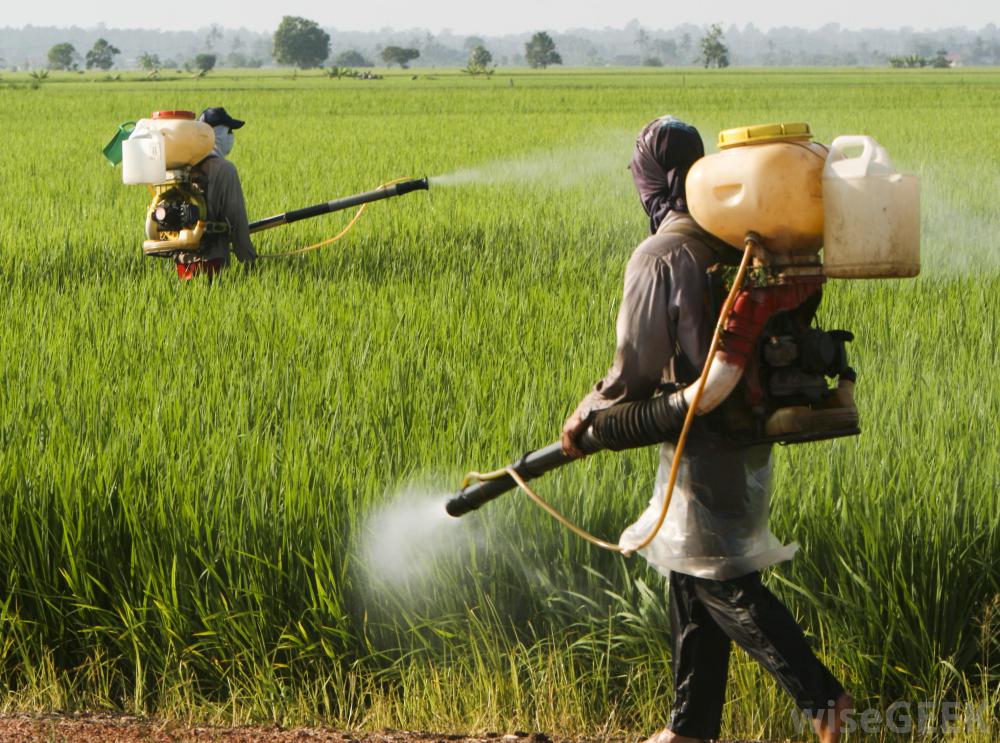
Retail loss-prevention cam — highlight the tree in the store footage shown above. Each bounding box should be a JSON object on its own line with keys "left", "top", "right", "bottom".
{"left": 525, "top": 31, "right": 562, "bottom": 69}
{"left": 47, "top": 43, "right": 77, "bottom": 70}
{"left": 194, "top": 53, "right": 217, "bottom": 72}
{"left": 931, "top": 50, "right": 951, "bottom": 68}
{"left": 137, "top": 52, "right": 160, "bottom": 70}
{"left": 381, "top": 46, "right": 420, "bottom": 68}
{"left": 335, "top": 50, "right": 372, "bottom": 67}
{"left": 464, "top": 44, "right": 494, "bottom": 75}
{"left": 85, "top": 38, "right": 120, "bottom": 70}
{"left": 272, "top": 16, "right": 330, "bottom": 68}
{"left": 698, "top": 24, "right": 730, "bottom": 68}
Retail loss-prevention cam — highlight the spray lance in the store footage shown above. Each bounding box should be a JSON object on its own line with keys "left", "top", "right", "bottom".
{"left": 446, "top": 122, "right": 921, "bottom": 556}
{"left": 247, "top": 179, "right": 429, "bottom": 235}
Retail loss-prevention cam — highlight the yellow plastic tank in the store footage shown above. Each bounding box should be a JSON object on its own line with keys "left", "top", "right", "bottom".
{"left": 822, "top": 136, "right": 920, "bottom": 278}
{"left": 686, "top": 123, "right": 828, "bottom": 254}
{"left": 134, "top": 111, "right": 215, "bottom": 170}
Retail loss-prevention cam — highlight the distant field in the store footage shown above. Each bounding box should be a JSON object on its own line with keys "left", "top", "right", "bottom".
{"left": 0, "top": 68, "right": 997, "bottom": 741}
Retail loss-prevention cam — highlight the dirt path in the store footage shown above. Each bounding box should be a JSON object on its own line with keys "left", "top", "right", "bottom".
{"left": 0, "top": 719, "right": 557, "bottom": 743}
{"left": 0, "top": 717, "right": 768, "bottom": 743}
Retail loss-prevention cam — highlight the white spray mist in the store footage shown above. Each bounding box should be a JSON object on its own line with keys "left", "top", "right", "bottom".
{"left": 357, "top": 483, "right": 482, "bottom": 594}
{"left": 430, "top": 130, "right": 633, "bottom": 189}
{"left": 917, "top": 164, "right": 1000, "bottom": 276}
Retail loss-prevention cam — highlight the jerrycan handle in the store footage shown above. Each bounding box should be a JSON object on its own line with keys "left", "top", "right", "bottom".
{"left": 825, "top": 135, "right": 877, "bottom": 177}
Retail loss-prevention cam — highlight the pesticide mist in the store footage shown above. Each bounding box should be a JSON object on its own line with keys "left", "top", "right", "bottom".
{"left": 357, "top": 483, "right": 482, "bottom": 600}
{"left": 430, "top": 130, "right": 632, "bottom": 189}
{"left": 919, "top": 163, "right": 1000, "bottom": 276}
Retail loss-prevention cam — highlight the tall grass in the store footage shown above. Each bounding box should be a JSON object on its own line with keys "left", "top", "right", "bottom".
{"left": 0, "top": 69, "right": 997, "bottom": 740}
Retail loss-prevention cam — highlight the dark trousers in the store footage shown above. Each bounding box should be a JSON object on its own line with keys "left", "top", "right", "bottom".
{"left": 668, "top": 570, "right": 845, "bottom": 740}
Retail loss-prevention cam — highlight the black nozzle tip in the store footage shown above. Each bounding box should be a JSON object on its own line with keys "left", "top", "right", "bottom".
{"left": 445, "top": 493, "right": 471, "bottom": 518}
{"left": 396, "top": 177, "right": 429, "bottom": 196}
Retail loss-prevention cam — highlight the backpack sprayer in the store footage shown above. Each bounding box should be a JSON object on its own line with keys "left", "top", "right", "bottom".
{"left": 103, "top": 111, "right": 428, "bottom": 257}
{"left": 446, "top": 123, "right": 921, "bottom": 555}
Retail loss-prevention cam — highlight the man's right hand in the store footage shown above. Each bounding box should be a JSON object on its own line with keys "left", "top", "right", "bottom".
{"left": 561, "top": 409, "right": 590, "bottom": 459}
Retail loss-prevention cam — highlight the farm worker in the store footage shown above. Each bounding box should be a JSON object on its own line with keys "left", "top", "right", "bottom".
{"left": 560, "top": 116, "right": 853, "bottom": 743}
{"left": 173, "top": 107, "right": 257, "bottom": 280}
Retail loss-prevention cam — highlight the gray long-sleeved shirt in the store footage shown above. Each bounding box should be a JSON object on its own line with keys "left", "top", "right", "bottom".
{"left": 574, "top": 212, "right": 799, "bottom": 580}
{"left": 177, "top": 154, "right": 256, "bottom": 266}
{"left": 571, "top": 212, "right": 728, "bottom": 420}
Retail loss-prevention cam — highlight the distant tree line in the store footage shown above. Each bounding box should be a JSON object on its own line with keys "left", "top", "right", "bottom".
{"left": 18, "top": 20, "right": 1000, "bottom": 72}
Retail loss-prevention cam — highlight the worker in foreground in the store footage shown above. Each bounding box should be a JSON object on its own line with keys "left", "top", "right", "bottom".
{"left": 560, "top": 116, "right": 853, "bottom": 743}
{"left": 173, "top": 107, "right": 257, "bottom": 279}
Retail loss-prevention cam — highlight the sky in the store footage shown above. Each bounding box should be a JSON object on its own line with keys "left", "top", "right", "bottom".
{"left": 6, "top": 0, "right": 996, "bottom": 33}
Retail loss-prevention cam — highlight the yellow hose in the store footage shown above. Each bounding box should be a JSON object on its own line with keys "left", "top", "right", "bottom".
{"left": 471, "top": 235, "right": 756, "bottom": 554}
{"left": 258, "top": 177, "right": 415, "bottom": 259}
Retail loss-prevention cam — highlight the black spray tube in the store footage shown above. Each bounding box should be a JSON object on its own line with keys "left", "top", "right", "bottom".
{"left": 445, "top": 389, "right": 687, "bottom": 517}
{"left": 248, "top": 177, "right": 429, "bottom": 234}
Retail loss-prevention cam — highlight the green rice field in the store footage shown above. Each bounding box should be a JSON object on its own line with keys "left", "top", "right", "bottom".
{"left": 0, "top": 67, "right": 998, "bottom": 740}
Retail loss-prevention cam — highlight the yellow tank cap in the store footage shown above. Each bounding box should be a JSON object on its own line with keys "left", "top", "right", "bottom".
{"left": 718, "top": 122, "right": 812, "bottom": 149}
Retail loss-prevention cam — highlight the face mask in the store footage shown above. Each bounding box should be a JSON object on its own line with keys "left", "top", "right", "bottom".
{"left": 213, "top": 125, "right": 235, "bottom": 157}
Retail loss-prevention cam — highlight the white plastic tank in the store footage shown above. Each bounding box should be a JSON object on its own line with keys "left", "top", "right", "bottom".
{"left": 822, "top": 136, "right": 920, "bottom": 278}
{"left": 121, "top": 124, "right": 166, "bottom": 185}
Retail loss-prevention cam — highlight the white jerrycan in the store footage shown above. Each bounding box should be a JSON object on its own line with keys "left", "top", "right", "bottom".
{"left": 121, "top": 123, "right": 167, "bottom": 185}
{"left": 822, "top": 135, "right": 920, "bottom": 278}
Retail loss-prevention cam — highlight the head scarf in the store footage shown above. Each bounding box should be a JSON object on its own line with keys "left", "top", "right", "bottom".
{"left": 629, "top": 116, "right": 704, "bottom": 234}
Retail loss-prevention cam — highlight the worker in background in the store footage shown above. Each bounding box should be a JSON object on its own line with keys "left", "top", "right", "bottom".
{"left": 560, "top": 116, "right": 852, "bottom": 743}
{"left": 174, "top": 107, "right": 257, "bottom": 280}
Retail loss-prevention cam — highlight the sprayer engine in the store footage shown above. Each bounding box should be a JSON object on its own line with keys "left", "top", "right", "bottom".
{"left": 152, "top": 195, "right": 201, "bottom": 232}
{"left": 708, "top": 252, "right": 860, "bottom": 445}
{"left": 761, "top": 326, "right": 853, "bottom": 403}
{"left": 143, "top": 174, "right": 210, "bottom": 257}
{"left": 734, "top": 313, "right": 858, "bottom": 445}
